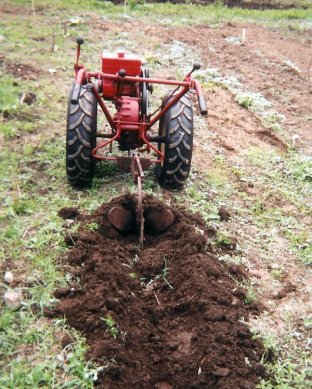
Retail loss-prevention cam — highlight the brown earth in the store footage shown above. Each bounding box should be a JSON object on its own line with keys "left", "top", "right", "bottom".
{"left": 151, "top": 22, "right": 312, "bottom": 153}
{"left": 86, "top": 17, "right": 312, "bottom": 153}
{"left": 0, "top": 54, "right": 40, "bottom": 81}
{"left": 48, "top": 194, "right": 266, "bottom": 388}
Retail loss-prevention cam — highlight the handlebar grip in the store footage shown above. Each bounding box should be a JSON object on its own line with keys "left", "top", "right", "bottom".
{"left": 71, "top": 83, "right": 81, "bottom": 105}
{"left": 198, "top": 95, "right": 208, "bottom": 116}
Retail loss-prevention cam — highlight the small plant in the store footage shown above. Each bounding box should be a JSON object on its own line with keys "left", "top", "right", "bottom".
{"left": 145, "top": 257, "right": 173, "bottom": 289}
{"left": 85, "top": 222, "right": 99, "bottom": 231}
{"left": 0, "top": 76, "right": 20, "bottom": 116}
{"left": 270, "top": 269, "right": 283, "bottom": 280}
{"left": 252, "top": 331, "right": 279, "bottom": 364}
{"left": 160, "top": 257, "right": 172, "bottom": 288}
{"left": 11, "top": 198, "right": 35, "bottom": 216}
{"left": 244, "top": 284, "right": 257, "bottom": 304}
{"left": 215, "top": 231, "right": 233, "bottom": 247}
{"left": 101, "top": 315, "right": 119, "bottom": 339}
{"left": 236, "top": 95, "right": 254, "bottom": 109}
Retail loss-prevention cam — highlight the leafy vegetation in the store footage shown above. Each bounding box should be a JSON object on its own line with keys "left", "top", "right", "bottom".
{"left": 3, "top": 0, "right": 312, "bottom": 28}
{"left": 101, "top": 315, "right": 119, "bottom": 339}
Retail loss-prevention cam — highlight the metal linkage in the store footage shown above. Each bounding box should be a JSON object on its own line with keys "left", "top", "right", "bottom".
{"left": 131, "top": 154, "right": 145, "bottom": 246}
{"left": 107, "top": 153, "right": 175, "bottom": 244}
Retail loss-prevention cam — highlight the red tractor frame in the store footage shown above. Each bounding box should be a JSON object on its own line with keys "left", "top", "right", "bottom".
{"left": 66, "top": 37, "right": 207, "bottom": 190}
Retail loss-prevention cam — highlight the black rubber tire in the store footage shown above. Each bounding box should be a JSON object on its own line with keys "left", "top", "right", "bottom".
{"left": 66, "top": 85, "right": 97, "bottom": 186}
{"left": 140, "top": 67, "right": 149, "bottom": 118}
{"left": 157, "top": 93, "right": 193, "bottom": 189}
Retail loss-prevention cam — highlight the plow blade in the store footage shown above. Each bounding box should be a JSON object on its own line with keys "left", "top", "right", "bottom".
{"left": 108, "top": 155, "right": 174, "bottom": 245}
{"left": 108, "top": 206, "right": 174, "bottom": 236}
{"left": 108, "top": 206, "right": 134, "bottom": 232}
{"left": 145, "top": 209, "right": 174, "bottom": 232}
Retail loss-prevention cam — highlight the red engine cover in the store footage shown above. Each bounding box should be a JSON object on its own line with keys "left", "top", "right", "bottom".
{"left": 102, "top": 79, "right": 117, "bottom": 99}
{"left": 102, "top": 52, "right": 142, "bottom": 76}
{"left": 116, "top": 97, "right": 139, "bottom": 131}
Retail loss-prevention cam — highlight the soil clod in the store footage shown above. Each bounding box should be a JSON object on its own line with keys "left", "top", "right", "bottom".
{"left": 58, "top": 207, "right": 80, "bottom": 220}
{"left": 218, "top": 206, "right": 232, "bottom": 221}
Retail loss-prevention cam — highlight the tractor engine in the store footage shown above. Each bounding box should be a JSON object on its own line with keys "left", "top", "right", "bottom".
{"left": 101, "top": 52, "right": 142, "bottom": 99}
{"left": 115, "top": 96, "right": 141, "bottom": 150}
{"left": 101, "top": 52, "right": 143, "bottom": 151}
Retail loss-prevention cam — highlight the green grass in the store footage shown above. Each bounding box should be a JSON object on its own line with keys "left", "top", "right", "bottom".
{"left": 4, "top": 0, "right": 312, "bottom": 28}
{"left": 255, "top": 330, "right": 311, "bottom": 389}
{"left": 0, "top": 304, "right": 98, "bottom": 388}
{"left": 0, "top": 76, "right": 20, "bottom": 115}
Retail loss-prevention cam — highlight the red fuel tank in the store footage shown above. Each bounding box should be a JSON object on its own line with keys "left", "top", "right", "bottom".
{"left": 102, "top": 52, "right": 142, "bottom": 77}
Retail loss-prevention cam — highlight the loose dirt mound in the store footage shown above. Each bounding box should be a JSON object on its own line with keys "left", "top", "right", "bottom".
{"left": 48, "top": 194, "right": 265, "bottom": 388}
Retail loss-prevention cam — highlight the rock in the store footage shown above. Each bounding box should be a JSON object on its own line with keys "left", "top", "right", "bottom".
{"left": 0, "top": 35, "right": 5, "bottom": 43}
{"left": 220, "top": 236, "right": 237, "bottom": 251}
{"left": 56, "top": 353, "right": 64, "bottom": 362}
{"left": 4, "top": 271, "right": 14, "bottom": 284}
{"left": 53, "top": 287, "right": 76, "bottom": 299}
{"left": 69, "top": 17, "right": 83, "bottom": 26}
{"left": 4, "top": 290, "right": 21, "bottom": 309}
{"left": 58, "top": 207, "right": 80, "bottom": 220}
{"left": 273, "top": 289, "right": 287, "bottom": 300}
{"left": 64, "top": 233, "right": 78, "bottom": 246}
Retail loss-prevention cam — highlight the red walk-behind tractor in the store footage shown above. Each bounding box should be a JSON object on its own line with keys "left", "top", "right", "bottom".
{"left": 66, "top": 37, "right": 207, "bottom": 244}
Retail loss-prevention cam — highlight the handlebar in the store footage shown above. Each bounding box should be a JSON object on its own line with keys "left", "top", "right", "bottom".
{"left": 71, "top": 83, "right": 81, "bottom": 105}
{"left": 198, "top": 95, "right": 208, "bottom": 116}
{"left": 194, "top": 80, "right": 208, "bottom": 116}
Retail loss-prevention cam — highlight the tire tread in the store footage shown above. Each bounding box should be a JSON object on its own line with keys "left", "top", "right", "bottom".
{"left": 66, "top": 85, "right": 97, "bottom": 186}
{"left": 158, "top": 93, "right": 193, "bottom": 189}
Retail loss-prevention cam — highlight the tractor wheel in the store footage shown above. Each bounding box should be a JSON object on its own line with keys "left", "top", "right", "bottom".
{"left": 157, "top": 93, "right": 193, "bottom": 189}
{"left": 66, "top": 85, "right": 97, "bottom": 187}
{"left": 140, "top": 67, "right": 149, "bottom": 118}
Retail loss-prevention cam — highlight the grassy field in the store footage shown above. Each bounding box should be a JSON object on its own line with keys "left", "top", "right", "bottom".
{"left": 0, "top": 0, "right": 311, "bottom": 387}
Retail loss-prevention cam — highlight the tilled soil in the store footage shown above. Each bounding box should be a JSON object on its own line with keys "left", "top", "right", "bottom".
{"left": 49, "top": 194, "right": 265, "bottom": 388}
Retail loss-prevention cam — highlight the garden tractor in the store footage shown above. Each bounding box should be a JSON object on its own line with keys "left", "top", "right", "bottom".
{"left": 66, "top": 37, "right": 208, "bottom": 244}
